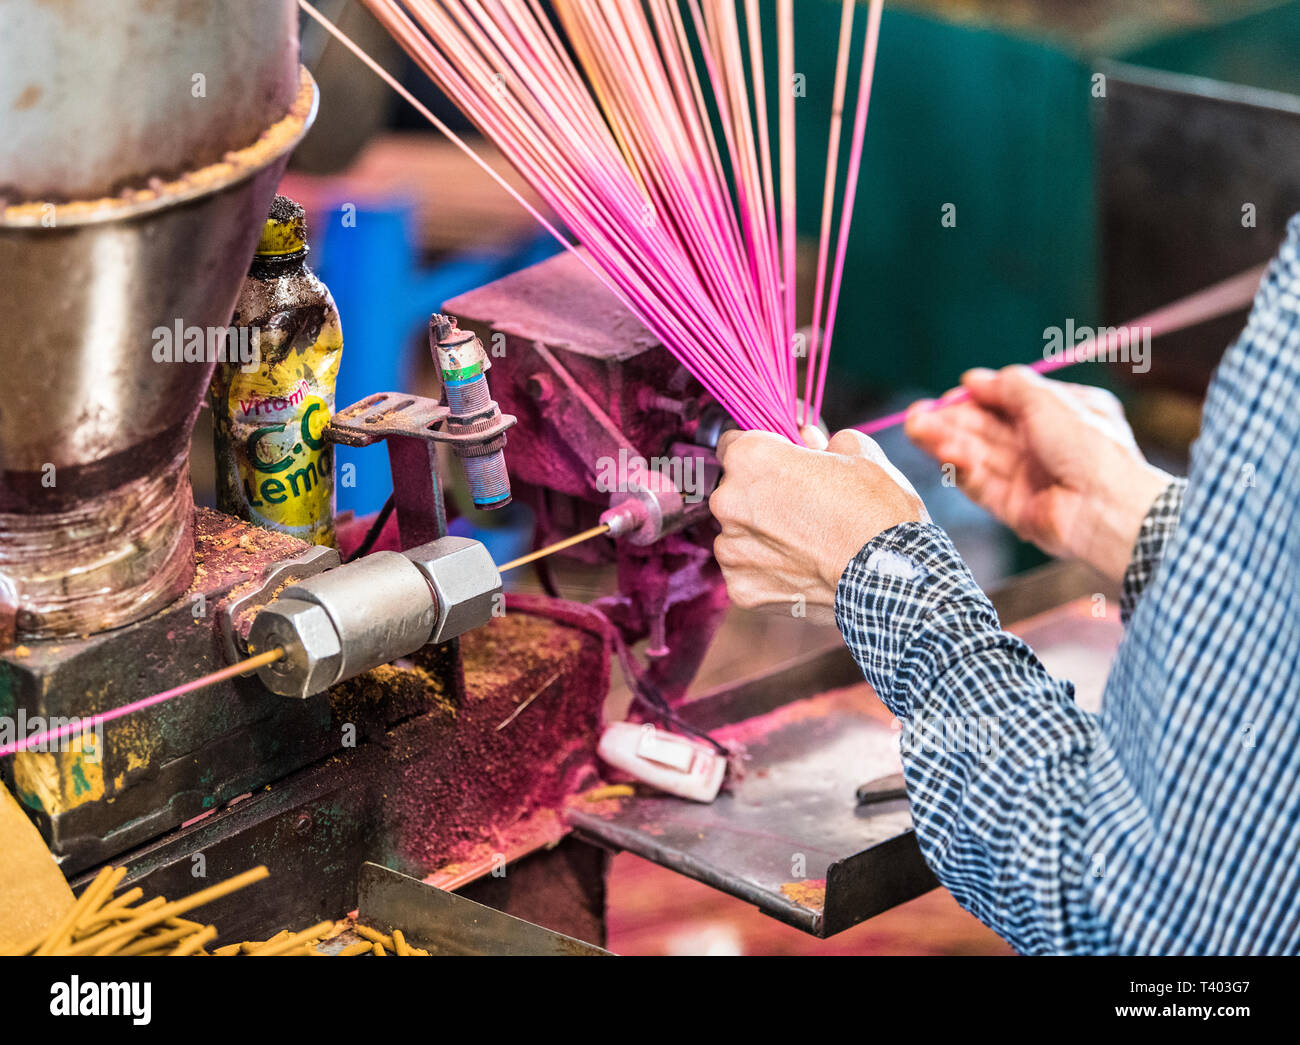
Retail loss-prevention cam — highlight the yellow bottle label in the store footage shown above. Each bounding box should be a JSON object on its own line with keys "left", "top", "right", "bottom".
{"left": 229, "top": 382, "right": 334, "bottom": 533}
{"left": 213, "top": 307, "right": 343, "bottom": 546}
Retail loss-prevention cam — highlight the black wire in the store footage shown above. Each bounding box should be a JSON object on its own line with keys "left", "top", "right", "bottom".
{"left": 601, "top": 610, "right": 727, "bottom": 755}
{"left": 511, "top": 545, "right": 718, "bottom": 745}
{"left": 344, "top": 494, "right": 396, "bottom": 563}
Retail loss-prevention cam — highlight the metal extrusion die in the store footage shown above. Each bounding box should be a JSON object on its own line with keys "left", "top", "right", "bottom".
{"left": 602, "top": 471, "right": 683, "bottom": 546}
{"left": 282, "top": 551, "right": 439, "bottom": 685}
{"left": 248, "top": 537, "right": 502, "bottom": 699}
{"left": 249, "top": 598, "right": 343, "bottom": 701}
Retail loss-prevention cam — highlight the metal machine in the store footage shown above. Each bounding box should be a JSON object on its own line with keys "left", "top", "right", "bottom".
{"left": 2, "top": 0, "right": 1176, "bottom": 949}
{"left": 0, "top": 0, "right": 614, "bottom": 942}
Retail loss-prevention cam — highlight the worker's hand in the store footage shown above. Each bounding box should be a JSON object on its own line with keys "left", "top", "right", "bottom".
{"left": 711, "top": 429, "right": 927, "bottom": 621}
{"left": 905, "top": 366, "right": 1172, "bottom": 584}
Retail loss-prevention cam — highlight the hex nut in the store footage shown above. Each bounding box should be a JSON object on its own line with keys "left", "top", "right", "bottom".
{"left": 404, "top": 537, "right": 502, "bottom": 644}
{"left": 248, "top": 598, "right": 343, "bottom": 699}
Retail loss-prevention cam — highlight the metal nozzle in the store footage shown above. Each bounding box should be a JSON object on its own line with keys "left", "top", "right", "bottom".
{"left": 249, "top": 536, "right": 501, "bottom": 699}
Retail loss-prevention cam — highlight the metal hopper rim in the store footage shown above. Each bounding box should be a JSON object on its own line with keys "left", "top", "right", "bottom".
{"left": 1, "top": 67, "right": 319, "bottom": 231}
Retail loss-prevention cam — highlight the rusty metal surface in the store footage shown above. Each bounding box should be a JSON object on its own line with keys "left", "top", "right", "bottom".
{"left": 326, "top": 391, "right": 514, "bottom": 448}
{"left": 0, "top": 510, "right": 431, "bottom": 873}
{"left": 65, "top": 595, "right": 612, "bottom": 942}
{"left": 0, "top": 71, "right": 318, "bottom": 637}
{"left": 0, "top": 452, "right": 198, "bottom": 640}
{"left": 571, "top": 563, "right": 1124, "bottom": 936}
{"left": 1, "top": 0, "right": 300, "bottom": 203}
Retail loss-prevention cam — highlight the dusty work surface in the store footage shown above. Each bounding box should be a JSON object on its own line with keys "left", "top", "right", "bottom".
{"left": 570, "top": 593, "right": 1124, "bottom": 937}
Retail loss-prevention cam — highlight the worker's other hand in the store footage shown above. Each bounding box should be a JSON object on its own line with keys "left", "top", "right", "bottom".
{"left": 711, "top": 429, "right": 927, "bottom": 622}
{"left": 905, "top": 366, "right": 1172, "bottom": 584}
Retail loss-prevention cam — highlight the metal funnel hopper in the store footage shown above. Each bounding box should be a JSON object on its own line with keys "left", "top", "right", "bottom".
{"left": 0, "top": 1, "right": 317, "bottom": 640}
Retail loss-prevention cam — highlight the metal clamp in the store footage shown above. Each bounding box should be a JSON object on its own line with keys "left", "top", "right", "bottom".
{"left": 325, "top": 392, "right": 514, "bottom": 450}
{"left": 220, "top": 544, "right": 341, "bottom": 665}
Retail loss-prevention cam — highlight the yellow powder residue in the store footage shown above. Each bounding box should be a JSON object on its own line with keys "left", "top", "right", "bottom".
{"left": 12, "top": 733, "right": 105, "bottom": 816}
{"left": 779, "top": 879, "right": 827, "bottom": 910}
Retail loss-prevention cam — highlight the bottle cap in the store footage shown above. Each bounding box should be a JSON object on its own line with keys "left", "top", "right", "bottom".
{"left": 254, "top": 194, "right": 308, "bottom": 257}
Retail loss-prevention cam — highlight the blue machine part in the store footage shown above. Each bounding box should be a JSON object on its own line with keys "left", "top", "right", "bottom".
{"left": 314, "top": 199, "right": 558, "bottom": 518}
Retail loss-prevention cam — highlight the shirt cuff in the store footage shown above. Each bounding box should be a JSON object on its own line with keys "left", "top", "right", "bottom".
{"left": 1119, "top": 478, "right": 1187, "bottom": 625}
{"left": 834, "top": 522, "right": 997, "bottom": 718}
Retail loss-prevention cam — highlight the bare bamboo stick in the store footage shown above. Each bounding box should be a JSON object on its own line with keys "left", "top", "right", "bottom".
{"left": 249, "top": 921, "right": 334, "bottom": 957}
{"left": 60, "top": 866, "right": 269, "bottom": 957}
{"left": 170, "top": 926, "right": 218, "bottom": 957}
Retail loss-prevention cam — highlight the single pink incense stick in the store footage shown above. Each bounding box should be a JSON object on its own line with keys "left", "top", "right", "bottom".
{"left": 777, "top": 0, "right": 797, "bottom": 401}
{"left": 856, "top": 263, "right": 1268, "bottom": 436}
{"left": 803, "top": 0, "right": 857, "bottom": 427}
{"left": 0, "top": 651, "right": 283, "bottom": 759}
{"left": 813, "top": 0, "right": 884, "bottom": 425}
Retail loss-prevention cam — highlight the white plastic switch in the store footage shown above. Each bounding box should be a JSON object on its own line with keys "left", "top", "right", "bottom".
{"left": 597, "top": 722, "right": 726, "bottom": 803}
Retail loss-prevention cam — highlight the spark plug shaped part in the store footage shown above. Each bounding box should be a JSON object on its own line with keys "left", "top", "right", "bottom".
{"left": 431, "top": 314, "right": 512, "bottom": 510}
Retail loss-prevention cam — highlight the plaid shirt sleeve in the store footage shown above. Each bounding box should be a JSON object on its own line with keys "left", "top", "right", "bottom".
{"left": 836, "top": 524, "right": 1099, "bottom": 953}
{"left": 1119, "top": 478, "right": 1187, "bottom": 625}
{"left": 835, "top": 214, "right": 1300, "bottom": 954}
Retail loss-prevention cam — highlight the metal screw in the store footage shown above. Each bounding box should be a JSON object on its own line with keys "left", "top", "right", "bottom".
{"left": 526, "top": 373, "right": 553, "bottom": 401}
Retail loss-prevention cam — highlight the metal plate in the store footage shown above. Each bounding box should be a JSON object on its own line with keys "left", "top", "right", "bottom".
{"left": 570, "top": 674, "right": 929, "bottom": 937}
{"left": 358, "top": 863, "right": 609, "bottom": 956}
{"left": 1099, "top": 62, "right": 1300, "bottom": 398}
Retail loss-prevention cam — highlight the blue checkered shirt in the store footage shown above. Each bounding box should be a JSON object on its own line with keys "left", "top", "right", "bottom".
{"left": 835, "top": 216, "right": 1300, "bottom": 955}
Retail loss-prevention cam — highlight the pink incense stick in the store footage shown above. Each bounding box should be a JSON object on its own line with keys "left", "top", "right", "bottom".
{"left": 856, "top": 263, "right": 1268, "bottom": 436}
{"left": 803, "top": 0, "right": 857, "bottom": 426}
{"left": 0, "top": 651, "right": 283, "bottom": 759}
{"left": 343, "top": 1, "right": 881, "bottom": 439}
{"left": 813, "top": 0, "right": 884, "bottom": 425}
{"left": 777, "top": 0, "right": 797, "bottom": 404}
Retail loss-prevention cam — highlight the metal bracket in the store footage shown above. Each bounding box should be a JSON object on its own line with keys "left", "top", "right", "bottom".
{"left": 220, "top": 544, "right": 340, "bottom": 664}
{"left": 325, "top": 391, "right": 515, "bottom": 449}
{"left": 357, "top": 862, "right": 609, "bottom": 956}
{"left": 325, "top": 392, "right": 517, "bottom": 549}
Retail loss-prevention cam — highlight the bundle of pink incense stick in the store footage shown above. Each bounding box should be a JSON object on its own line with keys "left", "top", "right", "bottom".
{"left": 349, "top": 0, "right": 884, "bottom": 440}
